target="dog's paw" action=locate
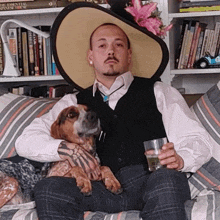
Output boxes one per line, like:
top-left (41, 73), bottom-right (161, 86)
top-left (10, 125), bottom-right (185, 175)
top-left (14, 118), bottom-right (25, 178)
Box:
top-left (75, 175), bottom-right (92, 196)
top-left (104, 177), bottom-right (123, 194)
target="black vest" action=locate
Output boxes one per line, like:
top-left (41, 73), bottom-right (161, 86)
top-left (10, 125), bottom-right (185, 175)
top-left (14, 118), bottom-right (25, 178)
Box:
top-left (77, 77), bottom-right (167, 173)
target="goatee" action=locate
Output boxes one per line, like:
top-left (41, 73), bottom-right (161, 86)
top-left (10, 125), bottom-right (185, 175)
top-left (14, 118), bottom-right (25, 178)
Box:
top-left (103, 71), bottom-right (120, 77)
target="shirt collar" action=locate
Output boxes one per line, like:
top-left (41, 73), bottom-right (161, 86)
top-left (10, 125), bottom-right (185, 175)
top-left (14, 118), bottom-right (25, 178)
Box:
top-left (92, 71), bottom-right (134, 96)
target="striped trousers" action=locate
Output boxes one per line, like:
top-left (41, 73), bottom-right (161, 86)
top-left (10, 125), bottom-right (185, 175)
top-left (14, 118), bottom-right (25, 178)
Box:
top-left (34, 165), bottom-right (190, 220)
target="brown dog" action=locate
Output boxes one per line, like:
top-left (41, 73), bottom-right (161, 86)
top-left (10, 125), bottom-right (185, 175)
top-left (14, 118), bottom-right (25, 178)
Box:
top-left (0, 105), bottom-right (121, 207)
top-left (48, 105), bottom-right (122, 195)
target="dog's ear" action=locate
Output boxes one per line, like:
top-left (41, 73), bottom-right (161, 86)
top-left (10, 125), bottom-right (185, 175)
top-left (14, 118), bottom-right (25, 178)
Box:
top-left (51, 120), bottom-right (62, 139)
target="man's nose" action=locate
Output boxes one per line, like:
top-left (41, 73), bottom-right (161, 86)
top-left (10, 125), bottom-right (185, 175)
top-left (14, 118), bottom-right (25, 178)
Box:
top-left (108, 46), bottom-right (114, 56)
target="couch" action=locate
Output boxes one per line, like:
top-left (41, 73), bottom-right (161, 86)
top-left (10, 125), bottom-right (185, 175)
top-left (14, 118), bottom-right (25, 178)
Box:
top-left (0, 81), bottom-right (220, 220)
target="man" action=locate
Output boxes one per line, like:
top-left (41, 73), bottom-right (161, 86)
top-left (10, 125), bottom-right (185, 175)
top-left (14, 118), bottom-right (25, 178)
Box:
top-left (15, 2), bottom-right (212, 220)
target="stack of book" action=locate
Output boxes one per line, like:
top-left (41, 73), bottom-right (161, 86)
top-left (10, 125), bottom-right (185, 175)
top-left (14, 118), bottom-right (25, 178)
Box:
top-left (175, 19), bottom-right (220, 69)
top-left (0, 25), bottom-right (60, 76)
top-left (9, 84), bottom-right (76, 98)
top-left (179, 0), bottom-right (220, 12)
top-left (0, 0), bottom-right (71, 11)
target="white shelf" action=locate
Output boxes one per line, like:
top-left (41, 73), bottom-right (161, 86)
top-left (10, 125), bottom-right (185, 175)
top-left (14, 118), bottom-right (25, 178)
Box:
top-left (0, 4), bottom-right (110, 17)
top-left (0, 7), bottom-right (64, 16)
top-left (0, 75), bottom-right (64, 82)
top-left (171, 68), bottom-right (220, 75)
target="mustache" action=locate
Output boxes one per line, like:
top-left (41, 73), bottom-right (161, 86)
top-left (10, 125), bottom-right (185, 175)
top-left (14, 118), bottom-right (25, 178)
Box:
top-left (104, 56), bottom-right (119, 63)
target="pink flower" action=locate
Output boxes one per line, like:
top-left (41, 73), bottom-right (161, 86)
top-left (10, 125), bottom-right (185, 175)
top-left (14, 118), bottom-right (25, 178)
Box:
top-left (125, 0), bottom-right (172, 37)
top-left (125, 0), bottom-right (157, 24)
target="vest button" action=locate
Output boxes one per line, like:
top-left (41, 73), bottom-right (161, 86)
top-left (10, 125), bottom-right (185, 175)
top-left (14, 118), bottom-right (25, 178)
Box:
top-left (114, 115), bottom-right (118, 119)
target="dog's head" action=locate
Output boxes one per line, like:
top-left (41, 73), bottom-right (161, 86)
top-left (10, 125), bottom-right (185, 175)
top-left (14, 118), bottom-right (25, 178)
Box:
top-left (51, 105), bottom-right (101, 149)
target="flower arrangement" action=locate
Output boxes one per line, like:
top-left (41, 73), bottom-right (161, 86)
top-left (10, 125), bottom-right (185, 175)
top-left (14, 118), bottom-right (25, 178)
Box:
top-left (125, 0), bottom-right (173, 37)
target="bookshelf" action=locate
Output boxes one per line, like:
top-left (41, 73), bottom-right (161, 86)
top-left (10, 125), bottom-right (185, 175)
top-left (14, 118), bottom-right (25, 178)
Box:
top-left (1, 2), bottom-right (219, 95)
top-left (0, 4), bottom-right (109, 94)
top-left (159, 0), bottom-right (220, 94)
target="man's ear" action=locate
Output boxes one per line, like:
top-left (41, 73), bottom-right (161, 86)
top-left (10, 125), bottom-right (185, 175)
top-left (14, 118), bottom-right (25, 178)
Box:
top-left (87, 50), bottom-right (93, 66)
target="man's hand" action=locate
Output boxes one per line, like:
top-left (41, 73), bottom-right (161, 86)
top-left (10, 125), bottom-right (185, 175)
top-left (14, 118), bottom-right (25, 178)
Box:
top-left (58, 141), bottom-right (101, 180)
top-left (158, 142), bottom-right (184, 170)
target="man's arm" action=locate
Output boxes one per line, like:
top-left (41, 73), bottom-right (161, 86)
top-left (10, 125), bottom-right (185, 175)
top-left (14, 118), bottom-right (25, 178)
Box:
top-left (15, 93), bottom-right (101, 179)
top-left (154, 81), bottom-right (213, 172)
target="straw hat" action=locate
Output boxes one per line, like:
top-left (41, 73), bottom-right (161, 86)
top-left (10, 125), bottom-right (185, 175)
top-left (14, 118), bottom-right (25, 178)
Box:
top-left (51, 2), bottom-right (169, 90)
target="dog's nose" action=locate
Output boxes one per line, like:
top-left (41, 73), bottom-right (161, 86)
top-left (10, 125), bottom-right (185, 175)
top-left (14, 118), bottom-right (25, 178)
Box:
top-left (86, 111), bottom-right (97, 123)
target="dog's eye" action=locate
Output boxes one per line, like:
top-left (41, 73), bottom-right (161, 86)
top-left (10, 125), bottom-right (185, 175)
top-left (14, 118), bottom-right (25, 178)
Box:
top-left (67, 111), bottom-right (78, 118)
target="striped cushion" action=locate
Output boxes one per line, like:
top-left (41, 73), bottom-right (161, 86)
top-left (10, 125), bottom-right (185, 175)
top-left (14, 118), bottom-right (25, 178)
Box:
top-left (192, 82), bottom-right (220, 145)
top-left (187, 82), bottom-right (220, 219)
top-left (0, 93), bottom-right (57, 159)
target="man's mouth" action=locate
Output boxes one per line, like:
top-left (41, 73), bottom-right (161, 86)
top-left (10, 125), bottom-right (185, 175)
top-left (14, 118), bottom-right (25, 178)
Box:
top-left (105, 57), bottom-right (119, 64)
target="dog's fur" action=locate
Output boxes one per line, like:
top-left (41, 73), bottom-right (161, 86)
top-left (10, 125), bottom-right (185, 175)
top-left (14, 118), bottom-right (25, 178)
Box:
top-left (0, 105), bottom-right (121, 207)
top-left (48, 105), bottom-right (122, 195)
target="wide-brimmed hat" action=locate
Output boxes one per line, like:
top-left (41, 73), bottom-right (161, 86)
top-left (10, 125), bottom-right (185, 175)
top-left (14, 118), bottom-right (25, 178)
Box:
top-left (51, 1), bottom-right (169, 90)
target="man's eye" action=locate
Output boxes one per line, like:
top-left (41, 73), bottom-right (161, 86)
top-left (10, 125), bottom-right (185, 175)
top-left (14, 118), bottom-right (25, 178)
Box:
top-left (116, 43), bottom-right (123, 47)
top-left (99, 44), bottom-right (106, 48)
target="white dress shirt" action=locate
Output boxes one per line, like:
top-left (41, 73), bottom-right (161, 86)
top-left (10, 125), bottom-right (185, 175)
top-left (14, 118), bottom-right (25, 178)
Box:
top-left (15, 72), bottom-right (213, 172)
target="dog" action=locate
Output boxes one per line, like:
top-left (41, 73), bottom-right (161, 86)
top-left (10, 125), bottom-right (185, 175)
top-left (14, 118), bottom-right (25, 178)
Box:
top-left (0, 105), bottom-right (122, 208)
top-left (48, 105), bottom-right (122, 195)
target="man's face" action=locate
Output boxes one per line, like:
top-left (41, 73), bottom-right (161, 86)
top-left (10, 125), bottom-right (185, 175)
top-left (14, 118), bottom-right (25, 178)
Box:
top-left (88, 24), bottom-right (132, 85)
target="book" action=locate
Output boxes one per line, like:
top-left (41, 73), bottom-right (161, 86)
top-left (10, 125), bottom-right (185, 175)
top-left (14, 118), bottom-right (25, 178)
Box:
top-left (175, 20), bottom-right (190, 69)
top-left (180, 5), bottom-right (220, 12)
top-left (215, 29), bottom-right (220, 55)
top-left (195, 23), bottom-right (207, 61)
top-left (33, 32), bottom-right (40, 76)
top-left (8, 28), bottom-right (18, 68)
top-left (21, 27), bottom-right (29, 76)
top-left (0, 0), bottom-right (71, 11)
top-left (187, 20), bottom-right (200, 68)
top-left (178, 22), bottom-right (189, 69)
top-left (27, 30), bottom-right (35, 75)
top-left (188, 23), bottom-right (202, 67)
top-left (0, 36), bottom-right (4, 75)
top-left (40, 25), bottom-right (51, 76)
top-left (181, 1), bottom-right (220, 7)
top-left (200, 28), bottom-right (210, 57)
top-left (179, 20), bottom-right (196, 69)
top-left (210, 22), bottom-right (220, 56)
top-left (16, 27), bottom-right (23, 75)
top-left (49, 84), bottom-right (75, 98)
top-left (34, 25), bottom-right (45, 75)
top-left (205, 29), bottom-right (214, 54)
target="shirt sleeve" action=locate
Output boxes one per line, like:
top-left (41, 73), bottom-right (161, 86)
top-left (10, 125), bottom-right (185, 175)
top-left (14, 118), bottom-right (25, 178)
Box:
top-left (15, 93), bottom-right (78, 162)
top-left (154, 81), bottom-right (213, 172)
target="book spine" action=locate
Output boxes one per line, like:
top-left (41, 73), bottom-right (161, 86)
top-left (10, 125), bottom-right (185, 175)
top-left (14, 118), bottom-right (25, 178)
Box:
top-left (210, 22), bottom-right (220, 56)
top-left (21, 28), bottom-right (29, 76)
top-left (33, 32), bottom-right (40, 76)
top-left (200, 28), bottom-right (210, 57)
top-left (215, 29), bottom-right (220, 56)
top-left (16, 27), bottom-right (23, 75)
top-left (178, 23), bottom-right (189, 69)
top-left (0, 37), bottom-right (4, 75)
top-left (27, 30), bottom-right (35, 75)
top-left (43, 37), bottom-right (48, 75)
top-left (175, 20), bottom-right (190, 69)
top-left (46, 37), bottom-right (52, 75)
top-left (180, 5), bottom-right (220, 12)
top-left (8, 28), bottom-right (18, 69)
top-left (187, 21), bottom-right (200, 68)
top-left (189, 25), bottom-right (201, 68)
top-left (0, 1), bottom-right (70, 11)
top-left (195, 23), bottom-right (207, 61)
